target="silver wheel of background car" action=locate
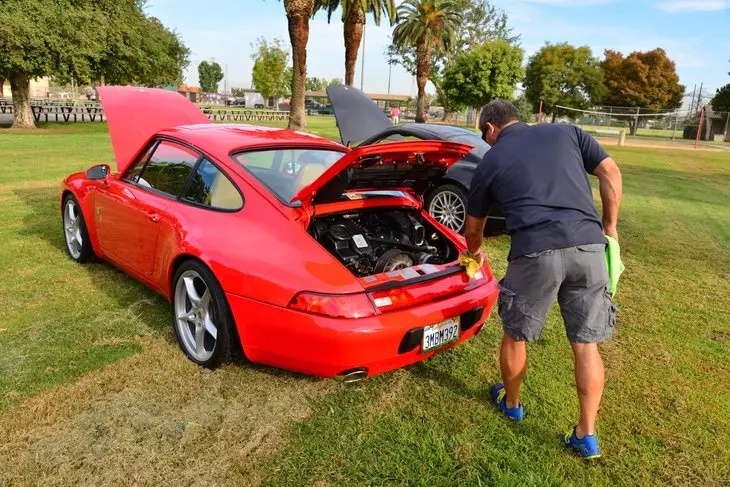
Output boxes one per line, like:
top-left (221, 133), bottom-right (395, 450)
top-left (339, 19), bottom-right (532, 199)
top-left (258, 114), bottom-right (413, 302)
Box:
top-left (174, 270), bottom-right (218, 362)
top-left (429, 190), bottom-right (466, 232)
top-left (63, 199), bottom-right (83, 260)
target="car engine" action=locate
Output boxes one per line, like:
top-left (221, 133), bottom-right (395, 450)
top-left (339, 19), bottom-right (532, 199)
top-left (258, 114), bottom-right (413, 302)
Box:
top-left (308, 209), bottom-right (456, 278)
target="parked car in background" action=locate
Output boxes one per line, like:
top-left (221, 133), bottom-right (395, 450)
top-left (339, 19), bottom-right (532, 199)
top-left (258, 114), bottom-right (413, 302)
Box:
top-left (326, 85), bottom-right (503, 234)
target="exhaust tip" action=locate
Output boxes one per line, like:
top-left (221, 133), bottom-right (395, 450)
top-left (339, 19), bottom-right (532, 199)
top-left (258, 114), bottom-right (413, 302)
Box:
top-left (336, 367), bottom-right (368, 383)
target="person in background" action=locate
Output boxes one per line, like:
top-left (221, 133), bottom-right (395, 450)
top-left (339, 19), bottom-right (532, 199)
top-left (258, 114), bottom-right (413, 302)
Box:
top-left (462, 99), bottom-right (623, 460)
top-left (390, 104), bottom-right (400, 125)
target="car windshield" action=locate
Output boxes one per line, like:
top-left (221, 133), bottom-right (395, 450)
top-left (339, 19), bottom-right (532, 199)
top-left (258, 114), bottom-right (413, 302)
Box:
top-left (231, 148), bottom-right (345, 202)
top-left (445, 132), bottom-right (490, 159)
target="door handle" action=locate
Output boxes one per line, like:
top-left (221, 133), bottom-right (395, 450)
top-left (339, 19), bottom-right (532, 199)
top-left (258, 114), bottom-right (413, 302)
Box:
top-left (148, 213), bottom-right (160, 223)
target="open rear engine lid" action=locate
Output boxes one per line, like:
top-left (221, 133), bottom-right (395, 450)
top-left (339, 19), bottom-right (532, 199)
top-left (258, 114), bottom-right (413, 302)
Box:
top-left (289, 140), bottom-right (473, 206)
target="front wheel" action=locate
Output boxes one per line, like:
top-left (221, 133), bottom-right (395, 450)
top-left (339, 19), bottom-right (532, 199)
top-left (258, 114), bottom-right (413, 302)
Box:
top-left (172, 260), bottom-right (236, 368)
top-left (426, 184), bottom-right (468, 234)
top-left (62, 194), bottom-right (94, 263)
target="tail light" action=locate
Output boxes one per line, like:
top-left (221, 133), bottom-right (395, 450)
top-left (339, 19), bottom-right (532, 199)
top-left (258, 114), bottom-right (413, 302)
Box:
top-left (288, 292), bottom-right (375, 319)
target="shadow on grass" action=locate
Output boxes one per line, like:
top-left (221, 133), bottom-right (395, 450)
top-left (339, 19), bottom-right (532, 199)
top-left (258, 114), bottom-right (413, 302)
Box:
top-left (11, 185), bottom-right (319, 381)
top-left (12, 185), bottom-right (170, 338)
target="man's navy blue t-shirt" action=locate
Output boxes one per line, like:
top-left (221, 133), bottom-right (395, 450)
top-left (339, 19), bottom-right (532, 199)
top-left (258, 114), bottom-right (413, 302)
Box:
top-left (467, 122), bottom-right (608, 260)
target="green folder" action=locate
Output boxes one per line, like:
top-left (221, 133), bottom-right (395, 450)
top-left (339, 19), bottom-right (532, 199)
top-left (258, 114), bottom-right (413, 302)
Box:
top-left (605, 235), bottom-right (625, 297)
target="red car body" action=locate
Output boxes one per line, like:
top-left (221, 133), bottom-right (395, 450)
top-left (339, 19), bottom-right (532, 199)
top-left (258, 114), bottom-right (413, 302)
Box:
top-left (60, 86), bottom-right (499, 379)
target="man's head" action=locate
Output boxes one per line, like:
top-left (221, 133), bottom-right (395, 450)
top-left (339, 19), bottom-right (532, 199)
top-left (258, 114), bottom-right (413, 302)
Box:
top-left (479, 100), bottom-right (520, 145)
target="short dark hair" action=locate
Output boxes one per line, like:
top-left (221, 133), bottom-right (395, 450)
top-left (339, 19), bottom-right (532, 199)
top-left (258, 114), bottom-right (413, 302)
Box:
top-left (478, 100), bottom-right (520, 133)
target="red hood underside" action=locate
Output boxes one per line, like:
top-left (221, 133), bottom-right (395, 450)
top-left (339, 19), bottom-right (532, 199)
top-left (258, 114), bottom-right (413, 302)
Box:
top-left (97, 86), bottom-right (211, 173)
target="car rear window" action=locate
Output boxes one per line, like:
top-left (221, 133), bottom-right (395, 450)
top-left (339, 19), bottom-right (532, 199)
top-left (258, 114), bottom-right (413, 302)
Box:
top-left (231, 148), bottom-right (344, 202)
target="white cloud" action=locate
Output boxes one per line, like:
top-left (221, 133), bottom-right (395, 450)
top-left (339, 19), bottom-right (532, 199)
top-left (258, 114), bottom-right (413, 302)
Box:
top-left (659, 0), bottom-right (730, 12)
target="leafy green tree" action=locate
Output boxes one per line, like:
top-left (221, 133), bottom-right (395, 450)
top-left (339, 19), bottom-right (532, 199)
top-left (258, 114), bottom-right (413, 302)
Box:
top-left (198, 61), bottom-right (224, 93)
top-left (329, 78), bottom-right (343, 86)
top-left (306, 76), bottom-right (329, 91)
top-left (0, 0), bottom-right (189, 129)
top-left (95, 11), bottom-right (189, 88)
top-left (600, 48), bottom-right (684, 134)
top-left (441, 40), bottom-right (523, 127)
top-left (523, 42), bottom-right (604, 123)
top-left (514, 93), bottom-right (535, 123)
top-left (251, 37), bottom-right (290, 108)
top-left (456, 0), bottom-right (519, 50)
top-left (710, 61), bottom-right (729, 111)
top-left (280, 0), bottom-right (315, 130)
top-left (314, 0), bottom-right (396, 86)
top-left (231, 87), bottom-right (247, 97)
top-left (387, 0), bottom-right (516, 120)
top-left (393, 0), bottom-right (460, 123)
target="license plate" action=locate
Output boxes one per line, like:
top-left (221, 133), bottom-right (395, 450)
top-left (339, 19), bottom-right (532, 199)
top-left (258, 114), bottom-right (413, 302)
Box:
top-left (422, 318), bottom-right (460, 353)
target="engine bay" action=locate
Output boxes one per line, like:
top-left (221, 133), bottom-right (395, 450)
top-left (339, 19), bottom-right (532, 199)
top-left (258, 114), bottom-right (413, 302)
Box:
top-left (308, 209), bottom-right (457, 278)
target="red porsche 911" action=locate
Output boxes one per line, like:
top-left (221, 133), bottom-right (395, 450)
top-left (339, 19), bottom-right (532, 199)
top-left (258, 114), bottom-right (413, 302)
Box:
top-left (60, 86), bottom-right (498, 381)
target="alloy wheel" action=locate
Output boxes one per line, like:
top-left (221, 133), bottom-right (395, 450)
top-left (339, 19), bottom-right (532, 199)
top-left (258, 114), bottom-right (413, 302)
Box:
top-left (63, 199), bottom-right (83, 259)
top-left (174, 270), bottom-right (218, 362)
top-left (429, 190), bottom-right (466, 232)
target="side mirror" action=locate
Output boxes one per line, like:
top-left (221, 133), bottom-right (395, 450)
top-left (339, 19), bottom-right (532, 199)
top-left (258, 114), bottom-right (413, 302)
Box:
top-left (85, 164), bottom-right (110, 180)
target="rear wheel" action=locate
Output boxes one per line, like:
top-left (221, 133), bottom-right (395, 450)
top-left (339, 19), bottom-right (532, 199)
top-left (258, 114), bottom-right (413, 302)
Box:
top-left (172, 260), bottom-right (235, 368)
top-left (62, 194), bottom-right (94, 263)
top-left (426, 184), bottom-right (468, 234)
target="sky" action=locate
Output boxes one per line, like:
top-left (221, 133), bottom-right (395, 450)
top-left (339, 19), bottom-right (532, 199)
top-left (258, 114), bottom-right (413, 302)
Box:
top-left (145, 0), bottom-right (730, 101)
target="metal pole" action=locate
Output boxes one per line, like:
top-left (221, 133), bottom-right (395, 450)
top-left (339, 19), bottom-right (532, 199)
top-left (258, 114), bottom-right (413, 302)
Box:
top-left (695, 108), bottom-right (704, 149)
top-left (671, 109), bottom-right (680, 141)
top-left (360, 24), bottom-right (366, 91)
top-left (608, 106), bottom-right (613, 127)
top-left (697, 81), bottom-right (705, 110)
top-left (689, 84), bottom-right (696, 115)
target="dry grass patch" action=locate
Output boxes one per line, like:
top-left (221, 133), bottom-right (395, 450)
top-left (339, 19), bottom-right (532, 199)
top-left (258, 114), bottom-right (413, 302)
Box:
top-left (0, 337), bottom-right (335, 487)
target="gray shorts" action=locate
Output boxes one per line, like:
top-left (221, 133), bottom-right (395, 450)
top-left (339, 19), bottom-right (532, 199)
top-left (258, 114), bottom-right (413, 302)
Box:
top-left (498, 244), bottom-right (617, 343)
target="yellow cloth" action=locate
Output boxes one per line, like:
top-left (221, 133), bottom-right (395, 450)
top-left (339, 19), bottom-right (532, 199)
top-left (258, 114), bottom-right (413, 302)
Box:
top-left (459, 253), bottom-right (484, 279)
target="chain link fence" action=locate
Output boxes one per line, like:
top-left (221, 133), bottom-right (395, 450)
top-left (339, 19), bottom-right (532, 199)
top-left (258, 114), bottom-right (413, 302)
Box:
top-left (553, 105), bottom-right (730, 144)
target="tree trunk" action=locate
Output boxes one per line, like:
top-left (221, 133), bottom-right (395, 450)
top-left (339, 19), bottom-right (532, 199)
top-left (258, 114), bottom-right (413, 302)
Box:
top-left (343, 7), bottom-right (365, 86)
top-left (0, 79), bottom-right (4, 97)
top-left (10, 71), bottom-right (35, 129)
top-left (415, 40), bottom-right (430, 124)
top-left (551, 112), bottom-right (556, 123)
top-left (629, 117), bottom-right (639, 136)
top-left (474, 107), bottom-right (482, 131)
top-left (286, 7), bottom-right (312, 131)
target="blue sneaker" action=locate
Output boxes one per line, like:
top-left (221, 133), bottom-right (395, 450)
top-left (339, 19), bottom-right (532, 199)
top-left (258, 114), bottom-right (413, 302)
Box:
top-left (490, 383), bottom-right (524, 422)
top-left (559, 426), bottom-right (601, 459)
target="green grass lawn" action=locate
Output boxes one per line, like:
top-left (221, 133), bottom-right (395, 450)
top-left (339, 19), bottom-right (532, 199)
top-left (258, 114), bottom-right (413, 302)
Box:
top-left (0, 120), bottom-right (728, 486)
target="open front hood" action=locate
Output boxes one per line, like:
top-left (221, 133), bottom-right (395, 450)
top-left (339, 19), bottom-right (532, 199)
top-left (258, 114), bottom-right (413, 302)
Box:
top-left (97, 86), bottom-right (211, 173)
top-left (326, 84), bottom-right (392, 146)
top-left (290, 140), bottom-right (473, 206)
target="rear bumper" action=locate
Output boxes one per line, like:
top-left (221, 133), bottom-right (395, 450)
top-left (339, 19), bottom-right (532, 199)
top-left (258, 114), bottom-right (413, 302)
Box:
top-left (226, 276), bottom-right (498, 378)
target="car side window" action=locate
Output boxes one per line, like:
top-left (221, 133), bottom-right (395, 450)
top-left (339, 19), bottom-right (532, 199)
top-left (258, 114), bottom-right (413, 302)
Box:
top-left (123, 144), bottom-right (155, 183)
top-left (181, 158), bottom-right (243, 210)
top-left (137, 140), bottom-right (200, 196)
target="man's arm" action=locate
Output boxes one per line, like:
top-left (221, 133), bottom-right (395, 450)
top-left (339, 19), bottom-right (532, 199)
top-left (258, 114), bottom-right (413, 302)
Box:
top-left (464, 215), bottom-right (487, 255)
top-left (593, 157), bottom-right (623, 240)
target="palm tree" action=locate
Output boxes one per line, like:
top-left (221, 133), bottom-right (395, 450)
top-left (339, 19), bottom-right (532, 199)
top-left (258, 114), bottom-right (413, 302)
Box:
top-left (392, 0), bottom-right (459, 123)
top-left (314, 0), bottom-right (397, 86)
top-left (283, 0), bottom-right (316, 130)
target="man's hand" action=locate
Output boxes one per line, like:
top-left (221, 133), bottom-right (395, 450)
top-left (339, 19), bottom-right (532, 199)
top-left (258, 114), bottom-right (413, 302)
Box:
top-left (604, 225), bottom-right (619, 241)
top-left (593, 157), bottom-right (622, 242)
